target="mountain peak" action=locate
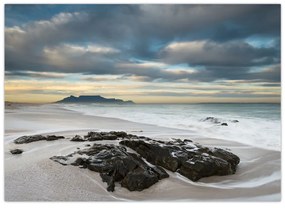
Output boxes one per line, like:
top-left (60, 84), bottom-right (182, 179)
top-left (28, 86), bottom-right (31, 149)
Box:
top-left (56, 95), bottom-right (134, 104)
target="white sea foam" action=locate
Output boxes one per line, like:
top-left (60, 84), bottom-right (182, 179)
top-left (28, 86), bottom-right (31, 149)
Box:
top-left (60, 103), bottom-right (281, 151)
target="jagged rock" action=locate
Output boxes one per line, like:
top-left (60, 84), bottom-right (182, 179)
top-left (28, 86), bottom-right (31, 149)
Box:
top-left (120, 139), bottom-right (181, 172)
top-left (221, 123), bottom-right (228, 126)
top-left (178, 155), bottom-right (232, 181)
top-left (211, 148), bottom-right (240, 172)
top-left (84, 132), bottom-right (117, 141)
top-left (50, 143), bottom-right (168, 192)
top-left (83, 131), bottom-right (131, 141)
top-left (10, 149), bottom-right (23, 154)
top-left (71, 135), bottom-right (86, 142)
top-left (14, 135), bottom-right (65, 144)
top-left (121, 166), bottom-right (159, 191)
top-left (120, 138), bottom-right (239, 181)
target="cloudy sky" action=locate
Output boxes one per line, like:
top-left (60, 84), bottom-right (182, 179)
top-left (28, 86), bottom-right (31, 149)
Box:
top-left (5, 4), bottom-right (280, 103)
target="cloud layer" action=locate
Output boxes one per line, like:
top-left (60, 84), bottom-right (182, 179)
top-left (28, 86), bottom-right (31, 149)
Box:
top-left (5, 4), bottom-right (281, 103)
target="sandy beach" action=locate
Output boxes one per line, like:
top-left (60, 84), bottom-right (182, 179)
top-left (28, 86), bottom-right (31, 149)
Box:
top-left (4, 103), bottom-right (281, 201)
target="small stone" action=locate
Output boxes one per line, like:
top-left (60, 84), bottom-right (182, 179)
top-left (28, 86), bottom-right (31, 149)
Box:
top-left (221, 123), bottom-right (228, 126)
top-left (10, 149), bottom-right (23, 154)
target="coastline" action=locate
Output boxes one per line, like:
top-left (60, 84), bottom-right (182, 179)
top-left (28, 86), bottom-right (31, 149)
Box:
top-left (4, 103), bottom-right (281, 201)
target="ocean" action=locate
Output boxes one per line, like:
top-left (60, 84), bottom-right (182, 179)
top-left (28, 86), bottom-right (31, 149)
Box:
top-left (60, 103), bottom-right (281, 151)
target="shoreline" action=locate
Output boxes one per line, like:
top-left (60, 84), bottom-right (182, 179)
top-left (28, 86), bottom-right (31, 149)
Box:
top-left (5, 103), bottom-right (280, 152)
top-left (4, 103), bottom-right (281, 201)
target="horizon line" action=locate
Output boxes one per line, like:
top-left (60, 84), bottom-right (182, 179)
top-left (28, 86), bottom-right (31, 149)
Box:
top-left (5, 101), bottom-right (281, 105)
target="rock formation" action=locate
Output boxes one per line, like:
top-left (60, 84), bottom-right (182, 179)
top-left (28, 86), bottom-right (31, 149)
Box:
top-left (13, 131), bottom-right (240, 192)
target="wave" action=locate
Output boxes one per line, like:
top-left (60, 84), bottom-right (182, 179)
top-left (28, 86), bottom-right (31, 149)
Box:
top-left (58, 103), bottom-right (281, 151)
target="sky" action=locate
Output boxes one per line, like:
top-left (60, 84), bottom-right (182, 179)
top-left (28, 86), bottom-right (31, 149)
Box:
top-left (4, 4), bottom-right (281, 103)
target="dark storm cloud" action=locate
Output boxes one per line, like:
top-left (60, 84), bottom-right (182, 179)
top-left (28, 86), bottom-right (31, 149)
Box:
top-left (5, 4), bottom-right (280, 83)
top-left (160, 40), bottom-right (279, 67)
top-left (210, 5), bottom-right (280, 42)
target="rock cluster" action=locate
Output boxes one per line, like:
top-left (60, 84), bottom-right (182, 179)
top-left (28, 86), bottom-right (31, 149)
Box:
top-left (14, 131), bottom-right (240, 192)
top-left (202, 117), bottom-right (239, 126)
top-left (203, 117), bottom-right (221, 124)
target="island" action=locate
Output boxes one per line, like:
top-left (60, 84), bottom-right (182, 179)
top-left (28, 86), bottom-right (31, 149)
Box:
top-left (56, 95), bottom-right (134, 104)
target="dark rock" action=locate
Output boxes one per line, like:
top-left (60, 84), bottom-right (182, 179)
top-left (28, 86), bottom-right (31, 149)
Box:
top-left (109, 131), bottom-right (128, 138)
top-left (221, 123), bottom-right (228, 126)
top-left (231, 120), bottom-right (239, 123)
top-left (120, 138), bottom-right (239, 182)
top-left (10, 149), bottom-right (23, 154)
top-left (120, 140), bottom-right (181, 172)
top-left (211, 148), bottom-right (240, 172)
top-left (50, 143), bottom-right (168, 192)
top-left (46, 135), bottom-right (65, 141)
top-left (71, 157), bottom-right (88, 168)
top-left (84, 131), bottom-right (130, 141)
top-left (14, 134), bottom-right (65, 144)
top-left (178, 155), bottom-right (232, 181)
top-left (150, 166), bottom-right (169, 180)
top-left (121, 166), bottom-right (159, 191)
top-left (71, 135), bottom-right (86, 142)
top-left (84, 132), bottom-right (103, 141)
top-left (203, 117), bottom-right (221, 124)
top-left (85, 144), bottom-right (91, 147)
top-left (14, 135), bottom-right (46, 144)
top-left (44, 131), bottom-right (240, 191)
top-left (84, 131), bottom-right (117, 141)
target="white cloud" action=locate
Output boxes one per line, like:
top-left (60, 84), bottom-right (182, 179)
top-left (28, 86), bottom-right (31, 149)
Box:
top-left (116, 61), bottom-right (167, 70)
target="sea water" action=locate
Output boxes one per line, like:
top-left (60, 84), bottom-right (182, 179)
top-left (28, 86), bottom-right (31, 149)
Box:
top-left (61, 103), bottom-right (281, 151)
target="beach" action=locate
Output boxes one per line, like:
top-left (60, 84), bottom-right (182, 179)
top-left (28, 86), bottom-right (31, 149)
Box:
top-left (4, 103), bottom-right (281, 201)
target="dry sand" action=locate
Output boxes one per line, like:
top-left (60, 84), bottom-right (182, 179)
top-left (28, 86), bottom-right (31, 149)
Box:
top-left (4, 104), bottom-right (281, 201)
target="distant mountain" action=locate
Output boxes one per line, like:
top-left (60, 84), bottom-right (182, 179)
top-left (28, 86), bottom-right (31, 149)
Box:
top-left (56, 95), bottom-right (134, 104)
